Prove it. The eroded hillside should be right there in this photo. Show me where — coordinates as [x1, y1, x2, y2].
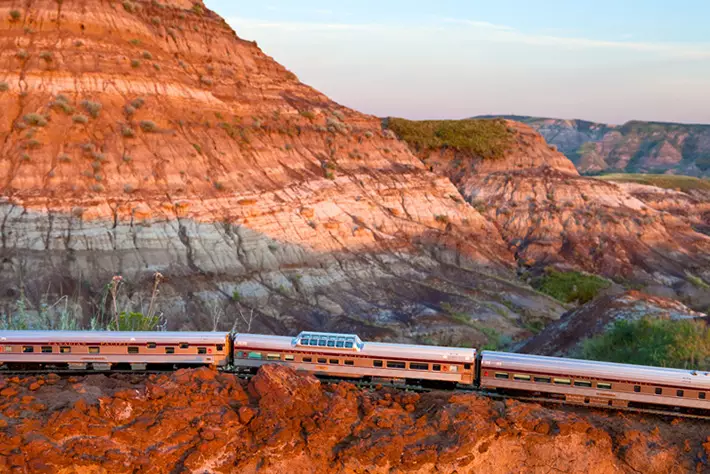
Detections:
[387, 118, 710, 310]
[0, 0, 565, 345]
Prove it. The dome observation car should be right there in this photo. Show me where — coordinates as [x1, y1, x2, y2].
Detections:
[292, 332, 363, 351]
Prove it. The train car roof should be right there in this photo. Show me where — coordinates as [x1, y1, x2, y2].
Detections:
[482, 351, 710, 389]
[233, 333, 476, 362]
[0, 331, 229, 344]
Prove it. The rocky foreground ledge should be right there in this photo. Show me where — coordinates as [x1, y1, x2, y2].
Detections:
[0, 366, 707, 473]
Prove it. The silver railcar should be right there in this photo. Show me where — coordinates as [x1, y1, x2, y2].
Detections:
[480, 351, 710, 410]
[0, 331, 231, 369]
[233, 331, 476, 384]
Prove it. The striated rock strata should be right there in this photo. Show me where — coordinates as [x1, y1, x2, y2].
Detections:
[0, 0, 564, 340]
[394, 120, 710, 308]
[0, 365, 708, 473]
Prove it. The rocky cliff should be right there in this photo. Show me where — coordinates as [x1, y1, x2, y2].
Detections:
[0, 365, 708, 473]
[387, 119, 710, 309]
[0, 0, 565, 343]
[478, 116, 710, 177]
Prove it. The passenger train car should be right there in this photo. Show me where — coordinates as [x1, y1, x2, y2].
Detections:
[0, 330, 707, 414]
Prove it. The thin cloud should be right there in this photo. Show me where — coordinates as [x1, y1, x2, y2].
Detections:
[229, 16, 710, 59]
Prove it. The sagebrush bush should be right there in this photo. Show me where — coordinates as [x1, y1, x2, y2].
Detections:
[9, 10, 21, 21]
[24, 113, 47, 126]
[72, 114, 89, 124]
[39, 51, 53, 62]
[140, 120, 157, 132]
[81, 100, 102, 118]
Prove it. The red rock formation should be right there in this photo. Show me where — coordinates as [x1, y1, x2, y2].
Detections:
[0, 365, 706, 473]
[1, 0, 568, 338]
[404, 121, 710, 307]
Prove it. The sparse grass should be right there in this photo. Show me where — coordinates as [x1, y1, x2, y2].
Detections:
[299, 110, 315, 120]
[74, 40, 84, 48]
[533, 269, 610, 304]
[121, 126, 136, 138]
[81, 100, 102, 118]
[686, 272, 710, 290]
[72, 114, 89, 124]
[385, 117, 513, 159]
[51, 96, 74, 114]
[139, 120, 157, 132]
[39, 51, 53, 63]
[193, 143, 202, 153]
[91, 183, 105, 192]
[192, 3, 204, 15]
[129, 38, 141, 46]
[0, 82, 8, 92]
[122, 1, 137, 13]
[434, 214, 450, 224]
[58, 154, 71, 163]
[151, 16, 161, 26]
[596, 173, 710, 192]
[16, 49, 28, 60]
[582, 317, 710, 370]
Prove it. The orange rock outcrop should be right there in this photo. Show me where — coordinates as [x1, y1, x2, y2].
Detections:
[0, 365, 707, 473]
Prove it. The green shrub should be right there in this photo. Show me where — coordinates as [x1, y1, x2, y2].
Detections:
[121, 126, 136, 138]
[385, 117, 513, 159]
[142, 51, 153, 60]
[534, 270, 610, 304]
[131, 59, 141, 68]
[39, 51, 53, 62]
[581, 317, 710, 370]
[23, 113, 47, 126]
[9, 10, 21, 21]
[299, 110, 315, 120]
[72, 114, 89, 124]
[0, 82, 8, 92]
[140, 120, 157, 132]
[81, 100, 102, 118]
[107, 311, 160, 331]
[122, 1, 137, 13]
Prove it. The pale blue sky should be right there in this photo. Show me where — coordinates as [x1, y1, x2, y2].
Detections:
[205, 1, 710, 124]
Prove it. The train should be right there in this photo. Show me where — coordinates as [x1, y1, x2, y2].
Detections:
[1, 330, 708, 412]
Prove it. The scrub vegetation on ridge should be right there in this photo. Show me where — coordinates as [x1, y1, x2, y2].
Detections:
[581, 317, 710, 370]
[384, 117, 513, 159]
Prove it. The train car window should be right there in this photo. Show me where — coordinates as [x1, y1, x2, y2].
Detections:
[553, 378, 571, 385]
[248, 352, 262, 359]
[633, 385, 641, 393]
[677, 390, 684, 397]
[41, 346, 53, 353]
[284, 355, 294, 361]
[513, 374, 531, 381]
[329, 359, 339, 365]
[336, 341, 345, 348]
[318, 340, 327, 347]
[309, 340, 318, 346]
[3, 346, 11, 352]
[373, 360, 383, 367]
[317, 358, 327, 364]
[60, 346, 71, 354]
[344, 360, 354, 366]
[22, 346, 34, 353]
[574, 380, 592, 388]
[327, 340, 335, 347]
[432, 364, 442, 371]
[464, 363, 472, 370]
[655, 388, 662, 395]
[410, 363, 429, 371]
[597, 382, 612, 390]
[699, 392, 706, 400]
[216, 345, 224, 351]
[147, 342, 157, 349]
[303, 357, 312, 363]
[236, 351, 245, 358]
[89, 347, 100, 354]
[495, 372, 509, 379]
[199, 347, 209, 355]
[534, 376, 551, 383]
[128, 347, 139, 354]
[387, 361, 406, 369]
[165, 347, 175, 354]
[179, 343, 189, 349]
[345, 342, 354, 349]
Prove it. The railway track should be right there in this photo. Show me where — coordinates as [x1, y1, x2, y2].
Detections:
[2, 367, 709, 422]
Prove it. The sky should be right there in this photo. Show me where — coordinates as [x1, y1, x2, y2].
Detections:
[205, 0, 710, 125]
